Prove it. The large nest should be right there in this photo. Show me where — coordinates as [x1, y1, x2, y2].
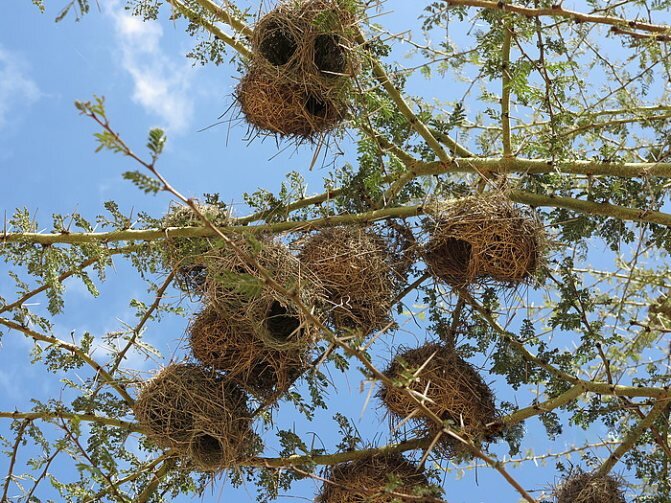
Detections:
[200, 235, 324, 349]
[189, 305, 311, 398]
[554, 472, 626, 503]
[316, 453, 442, 502]
[133, 363, 258, 471]
[161, 202, 231, 295]
[239, 0, 358, 139]
[297, 226, 409, 335]
[423, 193, 546, 289]
[237, 67, 344, 139]
[379, 343, 498, 454]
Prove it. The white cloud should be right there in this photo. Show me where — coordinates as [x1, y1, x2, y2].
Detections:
[0, 46, 41, 130]
[107, 5, 195, 134]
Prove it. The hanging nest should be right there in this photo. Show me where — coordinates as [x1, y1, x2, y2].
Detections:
[161, 202, 231, 295]
[316, 453, 442, 502]
[379, 343, 498, 455]
[189, 305, 311, 398]
[298, 226, 409, 335]
[236, 67, 344, 139]
[200, 235, 324, 348]
[251, 0, 358, 89]
[133, 363, 258, 471]
[423, 193, 546, 289]
[554, 472, 626, 503]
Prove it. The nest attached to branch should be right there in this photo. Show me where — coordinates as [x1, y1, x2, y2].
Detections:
[200, 235, 324, 349]
[316, 453, 441, 502]
[237, 67, 344, 139]
[239, 0, 358, 139]
[189, 305, 311, 398]
[133, 363, 257, 471]
[554, 472, 626, 503]
[423, 193, 546, 289]
[298, 225, 410, 335]
[161, 202, 231, 295]
[379, 343, 498, 454]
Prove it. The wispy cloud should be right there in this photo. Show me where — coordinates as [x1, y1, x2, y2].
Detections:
[0, 46, 41, 131]
[107, 5, 195, 134]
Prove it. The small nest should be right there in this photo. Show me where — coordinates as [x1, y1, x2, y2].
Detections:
[200, 235, 324, 349]
[237, 67, 343, 139]
[298, 226, 404, 335]
[554, 472, 626, 503]
[423, 193, 546, 288]
[161, 202, 231, 294]
[316, 453, 442, 502]
[133, 363, 257, 471]
[379, 343, 498, 454]
[189, 306, 310, 397]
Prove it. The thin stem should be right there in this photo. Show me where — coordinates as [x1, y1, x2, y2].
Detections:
[0, 411, 141, 431]
[2, 419, 30, 501]
[501, 18, 513, 158]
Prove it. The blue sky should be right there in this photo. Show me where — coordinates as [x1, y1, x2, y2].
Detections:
[0, 2, 639, 502]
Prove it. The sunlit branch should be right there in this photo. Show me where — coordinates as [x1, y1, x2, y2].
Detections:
[0, 411, 141, 431]
[443, 0, 671, 36]
[191, 0, 253, 38]
[0, 319, 135, 406]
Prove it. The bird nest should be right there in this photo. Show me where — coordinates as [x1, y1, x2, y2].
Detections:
[298, 226, 408, 335]
[238, 0, 359, 139]
[161, 202, 231, 295]
[189, 306, 311, 398]
[200, 235, 324, 349]
[316, 453, 442, 502]
[379, 343, 498, 455]
[423, 193, 546, 289]
[133, 363, 258, 472]
[237, 67, 344, 139]
[554, 472, 626, 503]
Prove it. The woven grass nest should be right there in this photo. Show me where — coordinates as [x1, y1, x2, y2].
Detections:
[239, 0, 358, 139]
[554, 472, 626, 503]
[200, 235, 324, 349]
[298, 225, 410, 335]
[133, 363, 258, 472]
[423, 193, 546, 289]
[189, 305, 311, 397]
[379, 343, 498, 455]
[316, 453, 442, 502]
[161, 202, 231, 295]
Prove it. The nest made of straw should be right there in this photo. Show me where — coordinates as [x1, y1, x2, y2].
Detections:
[189, 306, 311, 397]
[201, 235, 324, 349]
[554, 472, 626, 503]
[161, 202, 232, 294]
[237, 67, 344, 138]
[423, 193, 546, 289]
[316, 453, 442, 502]
[251, 0, 358, 90]
[379, 343, 498, 453]
[298, 226, 408, 335]
[133, 363, 258, 471]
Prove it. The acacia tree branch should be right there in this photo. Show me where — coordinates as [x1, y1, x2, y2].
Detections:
[24, 448, 62, 503]
[501, 17, 513, 158]
[191, 0, 253, 38]
[0, 319, 134, 406]
[135, 458, 176, 503]
[2, 419, 30, 501]
[0, 411, 141, 431]
[443, 0, 671, 36]
[596, 399, 670, 476]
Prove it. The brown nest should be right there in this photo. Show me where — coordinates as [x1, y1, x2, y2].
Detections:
[316, 453, 442, 502]
[554, 472, 626, 503]
[236, 67, 344, 139]
[161, 202, 231, 294]
[423, 193, 546, 288]
[251, 0, 358, 88]
[298, 226, 405, 335]
[200, 235, 324, 349]
[189, 305, 311, 397]
[133, 363, 258, 471]
[379, 343, 498, 454]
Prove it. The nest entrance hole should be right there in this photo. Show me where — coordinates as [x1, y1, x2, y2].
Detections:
[314, 34, 347, 75]
[258, 20, 297, 66]
[191, 433, 225, 467]
[264, 300, 302, 342]
[305, 94, 328, 117]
